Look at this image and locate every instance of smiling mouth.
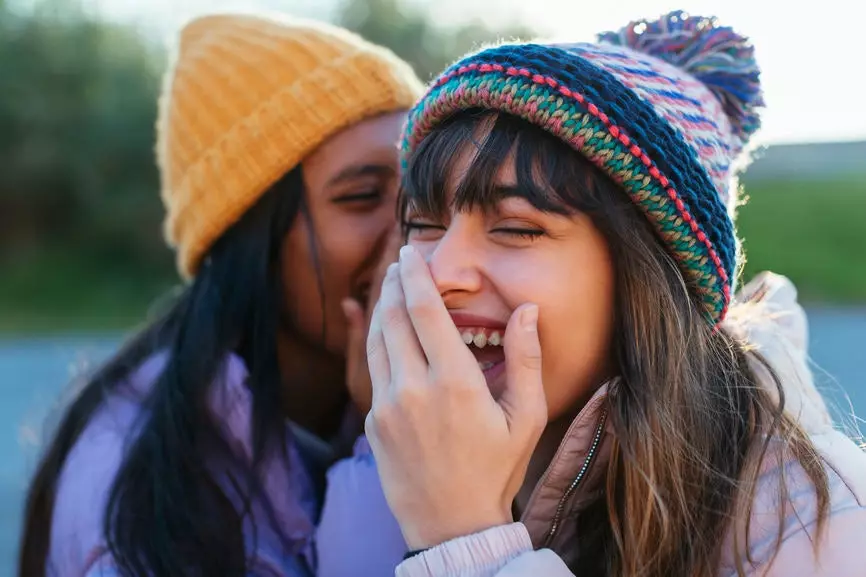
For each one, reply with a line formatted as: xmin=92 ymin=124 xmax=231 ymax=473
xmin=457 ymin=326 xmax=507 ymax=393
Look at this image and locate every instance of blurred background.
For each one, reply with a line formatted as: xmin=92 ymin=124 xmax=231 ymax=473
xmin=0 ymin=0 xmax=864 ymax=572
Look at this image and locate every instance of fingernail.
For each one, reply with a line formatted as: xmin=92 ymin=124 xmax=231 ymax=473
xmin=521 ymin=305 xmax=538 ymax=331
xmin=341 ymin=302 xmax=357 ymax=325
xmin=399 ymin=244 xmax=415 ymax=261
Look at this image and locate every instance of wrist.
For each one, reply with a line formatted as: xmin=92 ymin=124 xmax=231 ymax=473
xmin=401 ymin=509 xmax=513 ymax=550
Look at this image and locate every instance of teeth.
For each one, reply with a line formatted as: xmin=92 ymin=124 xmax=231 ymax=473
xmin=478 ymin=361 xmax=496 ymax=371
xmin=459 ymin=329 xmax=504 ymax=347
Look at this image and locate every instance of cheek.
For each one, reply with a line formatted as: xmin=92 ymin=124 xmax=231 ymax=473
xmin=507 ymin=246 xmax=615 ymax=420
xmin=282 ymin=210 xmax=394 ymax=353
xmin=317 ymin=210 xmax=395 ymax=292
xmin=281 ymin=223 xmax=325 ymax=338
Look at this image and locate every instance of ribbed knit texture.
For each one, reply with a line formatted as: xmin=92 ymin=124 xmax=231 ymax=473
xmin=402 ymin=11 xmax=765 ymax=323
xmin=157 ymin=12 xmax=424 ymax=278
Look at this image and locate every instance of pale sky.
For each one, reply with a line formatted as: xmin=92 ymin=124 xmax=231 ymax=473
xmin=78 ymin=0 xmax=866 ymax=145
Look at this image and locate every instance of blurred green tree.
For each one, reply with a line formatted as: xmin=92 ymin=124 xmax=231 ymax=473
xmin=0 ymin=0 xmax=167 ymax=273
xmin=337 ymin=0 xmax=533 ymax=81
xmin=0 ymin=0 xmax=863 ymax=332
xmin=0 ymin=0 xmax=534 ymax=331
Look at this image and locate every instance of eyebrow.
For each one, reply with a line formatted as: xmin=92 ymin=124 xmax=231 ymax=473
xmin=485 ymin=184 xmax=570 ymax=215
xmin=327 ymin=163 xmax=396 ymax=187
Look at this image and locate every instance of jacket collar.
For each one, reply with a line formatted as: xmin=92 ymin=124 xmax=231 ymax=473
xmin=519 ymin=381 xmax=615 ymax=550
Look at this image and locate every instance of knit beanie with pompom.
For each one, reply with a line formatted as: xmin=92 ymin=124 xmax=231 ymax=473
xmin=402 ymin=10 xmax=765 ymax=324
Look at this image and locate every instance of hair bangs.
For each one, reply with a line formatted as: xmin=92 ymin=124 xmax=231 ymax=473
xmin=400 ymin=111 xmax=595 ymax=229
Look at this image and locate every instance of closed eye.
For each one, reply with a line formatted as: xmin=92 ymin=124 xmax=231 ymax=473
xmin=492 ymin=227 xmax=544 ymax=241
xmin=333 ymin=189 xmax=382 ymax=204
xmin=403 ymin=220 xmax=445 ymax=241
xmin=403 ymin=221 xmax=444 ymax=231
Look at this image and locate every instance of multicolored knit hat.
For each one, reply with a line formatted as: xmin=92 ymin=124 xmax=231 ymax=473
xmin=401 ymin=11 xmax=765 ymax=323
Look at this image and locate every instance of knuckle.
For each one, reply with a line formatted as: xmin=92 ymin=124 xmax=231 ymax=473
xmin=393 ymin=383 xmax=427 ymax=409
xmin=368 ymin=386 xmax=428 ymax=441
xmin=522 ymin=352 xmax=542 ymax=371
xmin=364 ymin=411 xmax=378 ymax=440
xmin=369 ymin=402 xmax=397 ymax=438
xmin=405 ymin=298 xmax=436 ymax=321
xmin=369 ymin=386 xmax=424 ymax=435
xmin=434 ymin=372 xmax=479 ymax=399
xmin=380 ymin=301 xmax=408 ymax=328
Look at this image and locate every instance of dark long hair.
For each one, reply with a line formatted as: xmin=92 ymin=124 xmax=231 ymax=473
xmin=19 ymin=166 xmax=307 ymax=577
xmin=401 ymin=111 xmax=830 ymax=577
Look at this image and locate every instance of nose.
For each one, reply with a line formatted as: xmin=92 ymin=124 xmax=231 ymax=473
xmin=423 ymin=220 xmax=484 ymax=301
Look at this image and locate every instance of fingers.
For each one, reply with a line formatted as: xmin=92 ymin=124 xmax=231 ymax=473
xmin=342 ymin=297 xmax=365 ymax=348
xmin=366 ymin=297 xmax=390 ymax=406
xmin=343 ymin=297 xmax=367 ymax=380
xmin=499 ymin=304 xmax=547 ymax=437
xmin=376 ymin=262 xmax=426 ymax=389
xmin=363 ymin=231 xmax=402 ymax=396
xmin=365 ymin=232 xmax=402 ymax=408
xmin=397 ymin=245 xmax=476 ymax=375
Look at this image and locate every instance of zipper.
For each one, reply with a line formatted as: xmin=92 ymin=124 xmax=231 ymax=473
xmin=542 ymin=408 xmax=608 ymax=547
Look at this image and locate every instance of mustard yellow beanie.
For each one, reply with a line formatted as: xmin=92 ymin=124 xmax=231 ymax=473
xmin=156 ymin=12 xmax=425 ymax=278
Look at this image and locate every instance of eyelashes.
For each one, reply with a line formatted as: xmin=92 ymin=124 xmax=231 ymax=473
xmin=333 ymin=189 xmax=382 ymax=204
xmin=493 ymin=227 xmax=544 ymax=240
xmin=403 ymin=221 xmax=545 ymax=242
xmin=402 ymin=222 xmax=441 ymax=232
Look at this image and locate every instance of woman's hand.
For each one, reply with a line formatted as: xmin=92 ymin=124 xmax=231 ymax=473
xmin=365 ymin=244 xmax=547 ymax=550
xmin=343 ymin=228 xmax=403 ymax=415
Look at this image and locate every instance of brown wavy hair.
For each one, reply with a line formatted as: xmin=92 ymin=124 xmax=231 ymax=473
xmin=400 ymin=110 xmax=830 ymax=577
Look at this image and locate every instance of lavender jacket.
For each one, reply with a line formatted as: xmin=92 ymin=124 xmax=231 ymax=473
xmin=46 ymin=352 xmax=405 ymax=577
xmin=47 ymin=272 xmax=866 ymax=576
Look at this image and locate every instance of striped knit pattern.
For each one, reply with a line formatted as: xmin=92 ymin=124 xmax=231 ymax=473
xmin=567 ymin=43 xmax=738 ymax=204
xmin=402 ymin=13 xmax=763 ymax=323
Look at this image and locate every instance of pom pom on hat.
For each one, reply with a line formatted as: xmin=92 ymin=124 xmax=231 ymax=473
xmin=598 ymin=10 xmax=764 ymax=144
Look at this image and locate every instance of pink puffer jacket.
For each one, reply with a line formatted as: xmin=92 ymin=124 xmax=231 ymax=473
xmin=394 ymin=273 xmax=866 ymax=577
